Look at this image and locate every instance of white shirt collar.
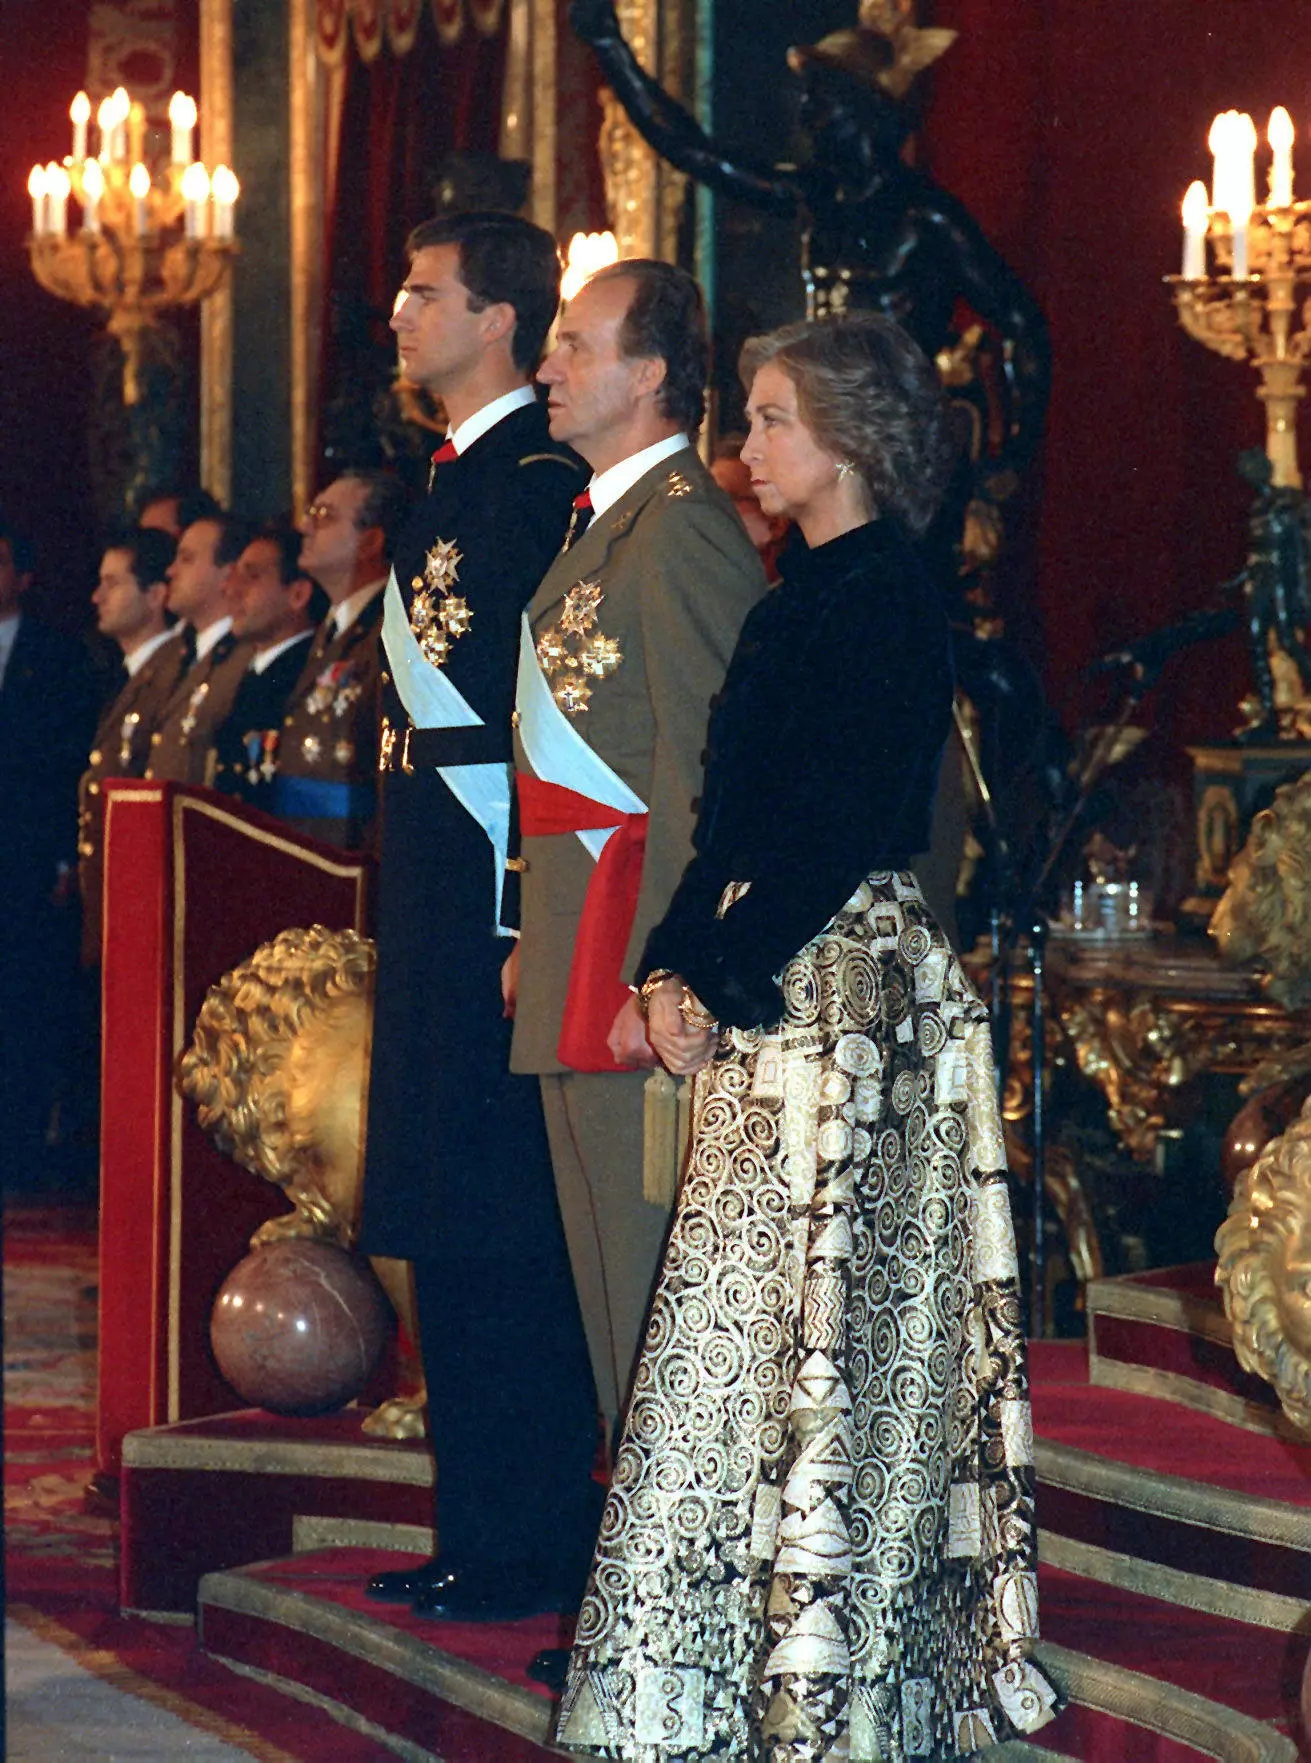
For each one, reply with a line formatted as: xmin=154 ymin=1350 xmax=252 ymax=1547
xmin=123 ymin=625 xmax=181 ymax=679
xmin=448 ymin=384 xmax=537 ymax=455
xmin=588 ymin=433 xmax=691 ymax=519
xmin=0 ymin=612 xmax=19 ymax=690
xmin=193 ymin=615 xmax=232 ymax=662
xmin=251 ymin=630 xmax=312 ymax=675
xmin=331 ymin=576 xmax=386 ymax=638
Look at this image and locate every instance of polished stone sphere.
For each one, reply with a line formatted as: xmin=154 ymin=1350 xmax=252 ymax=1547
xmin=210 ymin=1240 xmax=389 ymax=1416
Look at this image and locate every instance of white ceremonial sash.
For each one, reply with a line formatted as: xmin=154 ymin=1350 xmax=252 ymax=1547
xmin=383 ymin=567 xmax=513 ymax=933
xmin=516 ymin=612 xmax=646 ymax=860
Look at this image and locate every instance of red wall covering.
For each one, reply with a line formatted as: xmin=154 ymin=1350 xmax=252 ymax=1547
xmin=924 ymin=1 xmax=1311 ymax=748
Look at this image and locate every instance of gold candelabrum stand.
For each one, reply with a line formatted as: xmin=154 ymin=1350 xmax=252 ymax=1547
xmin=26 ymin=93 xmax=239 ymax=408
xmin=1167 ymin=113 xmax=1311 ymax=489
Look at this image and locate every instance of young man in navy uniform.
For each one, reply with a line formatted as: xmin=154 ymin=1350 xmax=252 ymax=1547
xmin=360 ymin=211 xmax=599 ymax=1622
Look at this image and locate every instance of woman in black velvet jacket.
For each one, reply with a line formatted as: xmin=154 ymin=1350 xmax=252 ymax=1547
xmin=557 ymin=317 xmax=1060 ymax=1761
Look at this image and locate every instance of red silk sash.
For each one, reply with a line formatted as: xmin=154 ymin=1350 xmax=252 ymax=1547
xmin=516 ymin=772 xmax=648 ymax=1072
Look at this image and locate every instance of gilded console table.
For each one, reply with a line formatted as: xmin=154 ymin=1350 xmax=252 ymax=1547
xmin=1007 ymin=935 xmax=1307 ymax=1164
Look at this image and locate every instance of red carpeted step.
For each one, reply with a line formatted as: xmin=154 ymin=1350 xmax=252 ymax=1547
xmin=120 ymin=1408 xmax=435 ymax=1614
xmin=1084 ymin=1264 xmax=1298 ymax=1435
xmin=198 ymin=1548 xmax=1303 ymax=1763
xmin=199 ymin=1548 xmax=569 ymax=1761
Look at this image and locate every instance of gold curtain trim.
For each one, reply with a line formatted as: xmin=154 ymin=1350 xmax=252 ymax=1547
xmin=314 ymin=0 xmax=505 ymax=60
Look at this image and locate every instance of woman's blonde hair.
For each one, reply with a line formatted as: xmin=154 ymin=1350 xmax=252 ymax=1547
xmin=740 ymin=312 xmax=955 ymax=535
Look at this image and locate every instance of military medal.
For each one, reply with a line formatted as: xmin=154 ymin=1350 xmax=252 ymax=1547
xmin=118 ymin=710 xmax=141 ymax=768
xmin=179 ymin=681 xmax=209 ymax=739
xmin=409 ymin=538 xmax=473 ymax=670
xmin=536 ymin=576 xmax=624 ymax=716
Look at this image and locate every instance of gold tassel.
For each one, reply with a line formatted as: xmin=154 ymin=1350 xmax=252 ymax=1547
xmin=643 ymin=1068 xmax=680 ymax=1208
xmin=677 ymin=1076 xmax=693 ymax=1168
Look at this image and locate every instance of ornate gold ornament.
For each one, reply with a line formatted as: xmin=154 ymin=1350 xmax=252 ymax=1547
xmin=1211 ymin=769 xmax=1311 ymax=1009
xmin=1215 ymin=1099 xmax=1311 ymax=1432
xmin=786 ymin=0 xmax=956 ymax=104
xmin=409 ymin=537 xmax=472 ymax=669
xmin=537 ymin=577 xmax=624 ymax=715
xmin=178 ymin=924 xmax=425 ymax=1438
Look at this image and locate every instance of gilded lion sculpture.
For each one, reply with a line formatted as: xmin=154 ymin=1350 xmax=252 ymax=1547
xmin=1214 ymin=1098 xmax=1311 ymax=1434
xmin=1210 ymin=769 xmax=1311 ymax=1011
xmin=178 ymin=924 xmax=425 ymax=1439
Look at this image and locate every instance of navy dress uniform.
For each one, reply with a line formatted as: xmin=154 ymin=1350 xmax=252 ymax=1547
xmin=359 ymin=394 xmax=601 ymax=1596
xmin=207 ymin=633 xmax=315 ymax=810
xmin=272 ymin=589 xmax=384 ymax=848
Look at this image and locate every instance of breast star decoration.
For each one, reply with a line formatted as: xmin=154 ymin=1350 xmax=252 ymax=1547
xmin=409 ymin=538 xmax=473 ymax=669
xmin=536 ymin=576 xmax=624 ymax=715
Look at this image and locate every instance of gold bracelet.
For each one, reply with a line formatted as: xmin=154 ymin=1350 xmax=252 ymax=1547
xmin=637 ymin=968 xmax=678 ymax=1019
xmin=678 ymin=989 xmax=719 ymax=1033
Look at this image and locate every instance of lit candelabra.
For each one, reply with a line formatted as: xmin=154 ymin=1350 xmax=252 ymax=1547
xmin=1168 ymin=107 xmax=1311 ymax=489
xmin=26 ymin=87 xmax=240 ymax=406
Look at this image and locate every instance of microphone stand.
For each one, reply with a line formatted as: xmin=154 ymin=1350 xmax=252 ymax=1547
xmin=977 ymin=655 xmax=1166 ymax=1339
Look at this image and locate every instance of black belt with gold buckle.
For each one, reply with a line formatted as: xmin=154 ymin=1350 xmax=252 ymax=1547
xmin=378 ymin=717 xmax=509 ymax=774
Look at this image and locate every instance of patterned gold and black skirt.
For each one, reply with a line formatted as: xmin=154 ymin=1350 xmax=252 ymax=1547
xmin=556 ymin=873 xmax=1059 ymax=1761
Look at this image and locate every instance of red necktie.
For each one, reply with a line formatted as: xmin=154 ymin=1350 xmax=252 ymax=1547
xmin=565 ymin=489 xmax=594 ymax=550
xmin=431 ymin=439 xmax=458 ymax=466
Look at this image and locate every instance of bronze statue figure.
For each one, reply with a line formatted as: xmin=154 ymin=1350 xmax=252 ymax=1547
xmin=1232 ymin=447 xmax=1311 ymax=741
xmin=569 ymin=0 xmax=1051 ymax=509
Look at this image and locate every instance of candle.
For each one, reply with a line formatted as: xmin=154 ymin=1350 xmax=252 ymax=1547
xmin=1209 ymin=111 xmax=1236 ymax=210
xmin=1181 ymin=180 xmax=1208 ymax=278
xmin=27 ymin=165 xmax=47 ymax=236
xmin=211 ymin=164 xmax=239 ymax=239
xmin=180 ymin=161 xmax=210 ymax=239
xmin=96 ymin=97 xmax=115 ymax=164
xmin=111 ymin=87 xmax=130 ymax=162
xmin=129 ymin=161 xmax=150 ymax=237
xmin=169 ymin=92 xmax=197 ymax=167
xmin=81 ymin=158 xmax=104 ymax=232
xmin=70 ymin=92 xmax=90 ymax=162
xmin=1269 ymin=106 xmax=1294 ymax=207
xmin=1231 ymin=112 xmax=1257 ymax=279
xmin=46 ymin=163 xmax=71 ymax=237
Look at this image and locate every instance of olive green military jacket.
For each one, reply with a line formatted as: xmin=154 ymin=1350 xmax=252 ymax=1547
xmin=77 ymin=629 xmax=186 ymax=964
xmin=144 ymin=628 xmax=255 ymax=786
xmin=510 ymin=446 xmax=766 ymax=1076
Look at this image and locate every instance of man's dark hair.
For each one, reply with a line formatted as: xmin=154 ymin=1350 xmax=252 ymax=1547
xmin=341 ymin=470 xmax=411 ymax=558
xmin=0 ymin=520 xmax=36 ymax=575
xmin=590 ymin=259 xmax=709 ymax=437
xmin=405 ymin=210 xmax=562 ymax=372
xmin=252 ymin=519 xmax=331 ymax=623
xmin=190 ymin=511 xmax=250 ymax=569
xmin=137 ymin=485 xmax=223 ymax=529
xmin=106 ymin=526 xmax=177 ymax=590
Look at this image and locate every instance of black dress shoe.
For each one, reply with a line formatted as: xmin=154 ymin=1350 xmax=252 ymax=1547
xmin=364 ymin=1558 xmax=457 ymax=1605
xmin=410 ymin=1561 xmax=571 ymax=1624
xmin=526 ymin=1647 xmax=571 ymax=1694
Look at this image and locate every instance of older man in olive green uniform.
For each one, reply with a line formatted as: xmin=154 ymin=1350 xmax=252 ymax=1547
xmin=511 ymin=261 xmax=765 ymax=1428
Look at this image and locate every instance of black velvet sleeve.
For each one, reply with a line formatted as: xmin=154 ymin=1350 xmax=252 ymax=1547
xmin=638 ymin=552 xmax=952 ymax=1028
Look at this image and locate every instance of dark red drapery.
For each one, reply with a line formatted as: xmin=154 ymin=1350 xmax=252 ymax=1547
xmin=924 ymin=0 xmax=1306 ymax=750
